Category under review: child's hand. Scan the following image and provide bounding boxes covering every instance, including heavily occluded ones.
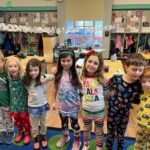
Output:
[40,74,54,83]
[110,90,115,97]
[40,76,46,83]
[52,103,56,110]
[104,90,115,100]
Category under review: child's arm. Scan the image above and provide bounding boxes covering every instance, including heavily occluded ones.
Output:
[102,78,114,100]
[132,81,142,105]
[51,78,58,110]
[40,74,54,84]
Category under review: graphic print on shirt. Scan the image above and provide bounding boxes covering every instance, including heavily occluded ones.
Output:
[28,87,37,103]
[83,80,100,102]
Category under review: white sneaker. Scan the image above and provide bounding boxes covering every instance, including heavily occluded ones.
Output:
[82,144,90,150]
[56,136,70,148]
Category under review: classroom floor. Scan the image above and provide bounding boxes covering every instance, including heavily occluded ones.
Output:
[46,63,138,138]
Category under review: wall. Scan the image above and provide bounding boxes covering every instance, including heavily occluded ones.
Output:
[103,0,113,58]
[113,0,150,5]
[65,0,104,20]
[0,0,56,7]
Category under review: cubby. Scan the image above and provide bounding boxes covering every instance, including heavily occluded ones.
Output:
[110,10,150,58]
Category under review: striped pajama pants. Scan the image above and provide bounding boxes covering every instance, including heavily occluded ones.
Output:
[82,109,104,148]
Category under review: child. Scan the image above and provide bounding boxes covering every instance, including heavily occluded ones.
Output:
[80,51,110,150]
[24,58,53,150]
[0,52,14,144]
[52,49,82,149]
[106,53,146,150]
[5,56,31,145]
[134,66,150,150]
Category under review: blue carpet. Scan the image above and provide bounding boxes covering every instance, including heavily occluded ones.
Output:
[0,128,136,150]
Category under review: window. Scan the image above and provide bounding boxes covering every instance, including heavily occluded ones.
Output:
[65,20,104,47]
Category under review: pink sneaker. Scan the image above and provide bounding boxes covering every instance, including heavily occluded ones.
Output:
[56,136,70,148]
[15,132,24,143]
[24,134,31,145]
[72,141,81,150]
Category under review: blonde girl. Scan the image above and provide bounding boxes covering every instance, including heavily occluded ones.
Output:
[5,56,31,145]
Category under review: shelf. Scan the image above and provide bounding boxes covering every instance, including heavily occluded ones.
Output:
[125,32,139,34]
[111,32,124,34]
[110,10,150,58]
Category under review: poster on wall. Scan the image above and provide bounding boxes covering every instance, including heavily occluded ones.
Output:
[33,13,40,23]
[49,12,57,23]
[19,13,28,24]
[41,13,49,25]
[0,16,4,23]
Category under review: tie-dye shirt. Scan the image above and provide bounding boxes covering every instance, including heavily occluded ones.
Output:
[58,71,81,118]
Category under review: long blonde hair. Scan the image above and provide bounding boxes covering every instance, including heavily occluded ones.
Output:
[81,52,104,83]
[5,56,24,77]
[0,51,4,62]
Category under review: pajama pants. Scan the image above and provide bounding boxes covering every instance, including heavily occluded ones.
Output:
[82,109,104,148]
[106,109,129,150]
[30,114,47,137]
[0,107,14,132]
[59,113,80,138]
[11,112,31,134]
[134,123,150,150]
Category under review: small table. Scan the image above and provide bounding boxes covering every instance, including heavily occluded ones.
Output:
[140,52,150,60]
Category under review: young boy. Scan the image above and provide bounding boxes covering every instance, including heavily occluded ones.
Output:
[0,51,14,144]
[106,53,146,150]
[134,66,150,150]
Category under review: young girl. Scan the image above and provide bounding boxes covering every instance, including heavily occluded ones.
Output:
[24,58,53,150]
[134,66,150,150]
[0,52,14,144]
[80,51,110,150]
[106,53,146,150]
[52,49,82,149]
[5,56,31,145]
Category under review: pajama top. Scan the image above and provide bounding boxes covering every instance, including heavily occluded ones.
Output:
[137,91,150,128]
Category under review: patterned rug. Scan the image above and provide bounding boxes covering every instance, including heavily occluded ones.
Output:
[0,128,136,150]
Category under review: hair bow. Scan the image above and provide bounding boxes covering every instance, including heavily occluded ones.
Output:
[85,50,95,56]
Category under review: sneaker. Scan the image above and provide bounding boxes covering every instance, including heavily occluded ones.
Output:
[41,134,48,148]
[15,132,24,143]
[56,135,70,148]
[33,135,40,150]
[24,134,31,145]
[5,132,14,144]
[82,144,90,150]
[0,132,6,144]
[72,141,81,150]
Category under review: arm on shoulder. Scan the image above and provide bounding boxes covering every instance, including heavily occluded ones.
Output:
[40,74,54,84]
